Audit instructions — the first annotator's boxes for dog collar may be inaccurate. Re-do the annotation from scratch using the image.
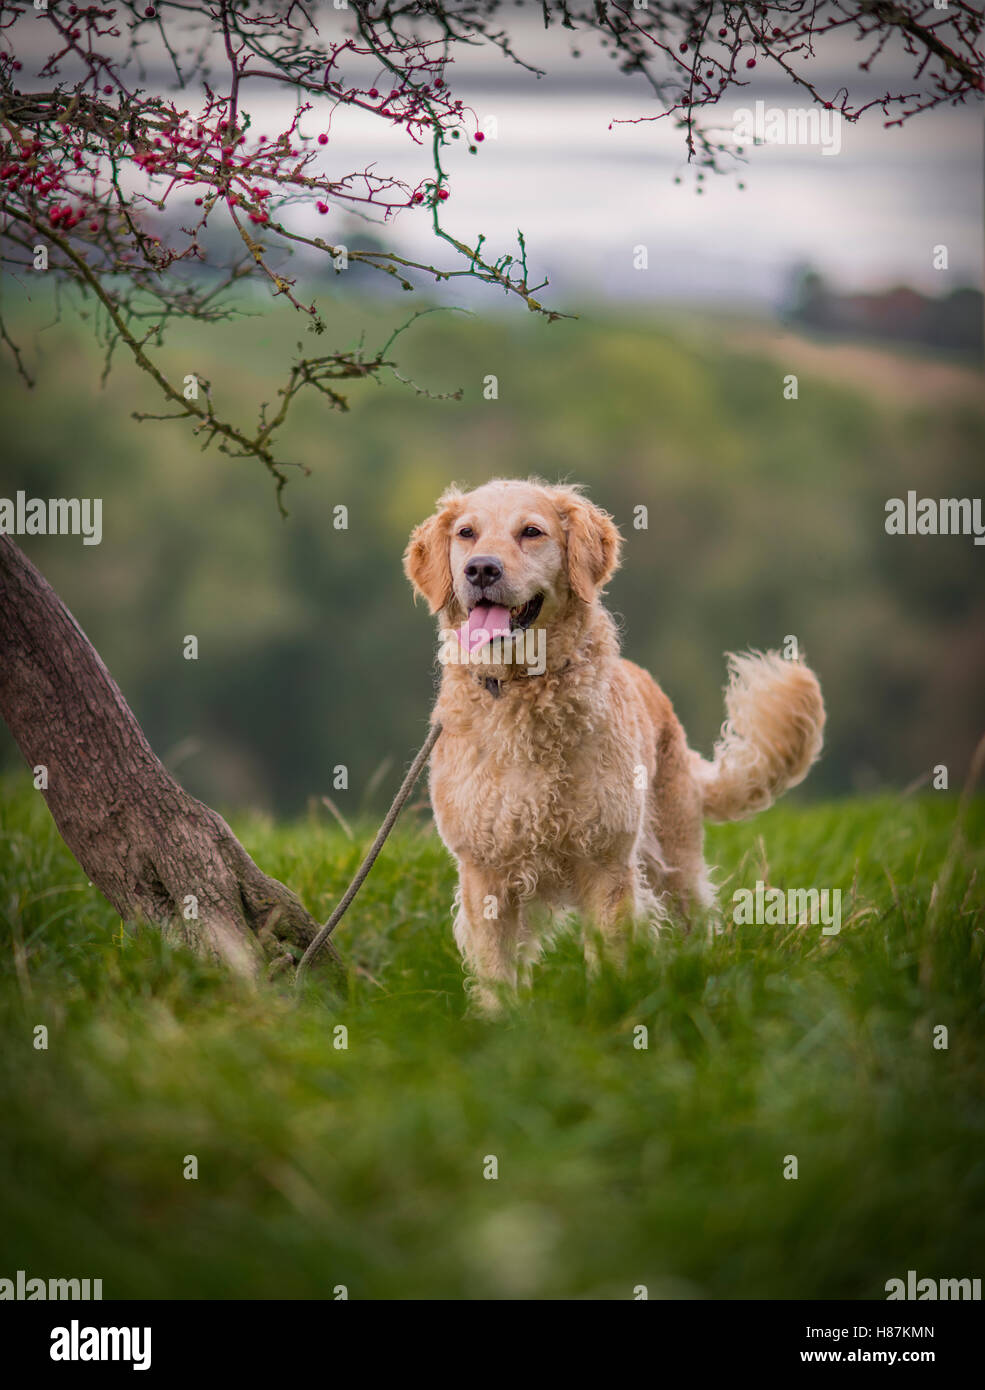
[477,659,575,699]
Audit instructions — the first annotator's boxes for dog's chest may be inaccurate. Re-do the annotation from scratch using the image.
[429,687,644,868]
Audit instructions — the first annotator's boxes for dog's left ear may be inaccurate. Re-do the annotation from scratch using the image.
[403,493,461,613]
[553,488,622,603]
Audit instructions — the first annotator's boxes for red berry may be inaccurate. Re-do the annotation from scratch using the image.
[746,58,757,68]
[12,61,21,71]
[437,188,449,200]
[316,201,328,214]
[412,192,423,203]
[718,28,726,38]
[103,85,113,95]
[368,88,379,98]
[679,43,688,53]
[194,197,203,205]
[88,220,98,231]
[144,6,156,16]
[318,133,328,145]
[474,131,484,142]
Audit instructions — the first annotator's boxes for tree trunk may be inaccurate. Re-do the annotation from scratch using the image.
[0,535,342,985]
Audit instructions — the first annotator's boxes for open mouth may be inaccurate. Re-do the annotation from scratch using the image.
[457,593,544,658]
[510,594,544,630]
[469,593,543,630]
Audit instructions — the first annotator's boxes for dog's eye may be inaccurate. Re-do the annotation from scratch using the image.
[458,526,475,539]
[520,525,543,539]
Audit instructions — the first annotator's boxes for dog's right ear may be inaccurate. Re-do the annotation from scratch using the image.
[403,493,461,613]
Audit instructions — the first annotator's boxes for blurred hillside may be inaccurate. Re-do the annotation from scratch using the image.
[0,285,982,815]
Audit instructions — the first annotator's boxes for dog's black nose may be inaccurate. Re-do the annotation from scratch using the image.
[464,556,503,588]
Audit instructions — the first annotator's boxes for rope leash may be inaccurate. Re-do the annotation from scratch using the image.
[294,721,443,991]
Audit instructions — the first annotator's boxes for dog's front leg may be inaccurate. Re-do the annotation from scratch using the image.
[453,861,524,1016]
[573,852,639,971]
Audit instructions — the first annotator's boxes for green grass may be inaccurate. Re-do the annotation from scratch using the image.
[1,773,983,1300]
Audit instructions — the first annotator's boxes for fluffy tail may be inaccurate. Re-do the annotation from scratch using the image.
[692,651,825,823]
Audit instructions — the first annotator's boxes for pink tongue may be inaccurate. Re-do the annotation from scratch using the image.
[458,604,512,656]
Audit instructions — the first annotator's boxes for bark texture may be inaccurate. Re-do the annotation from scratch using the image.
[0,534,342,983]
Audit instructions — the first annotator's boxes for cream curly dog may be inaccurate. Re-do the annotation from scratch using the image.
[404,478,825,1012]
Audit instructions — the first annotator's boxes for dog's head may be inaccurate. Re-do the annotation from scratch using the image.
[403,479,621,645]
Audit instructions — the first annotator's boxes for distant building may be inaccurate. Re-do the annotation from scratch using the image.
[784,268,983,357]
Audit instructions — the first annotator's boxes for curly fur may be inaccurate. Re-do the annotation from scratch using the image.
[404,478,826,1013]
[691,651,826,822]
